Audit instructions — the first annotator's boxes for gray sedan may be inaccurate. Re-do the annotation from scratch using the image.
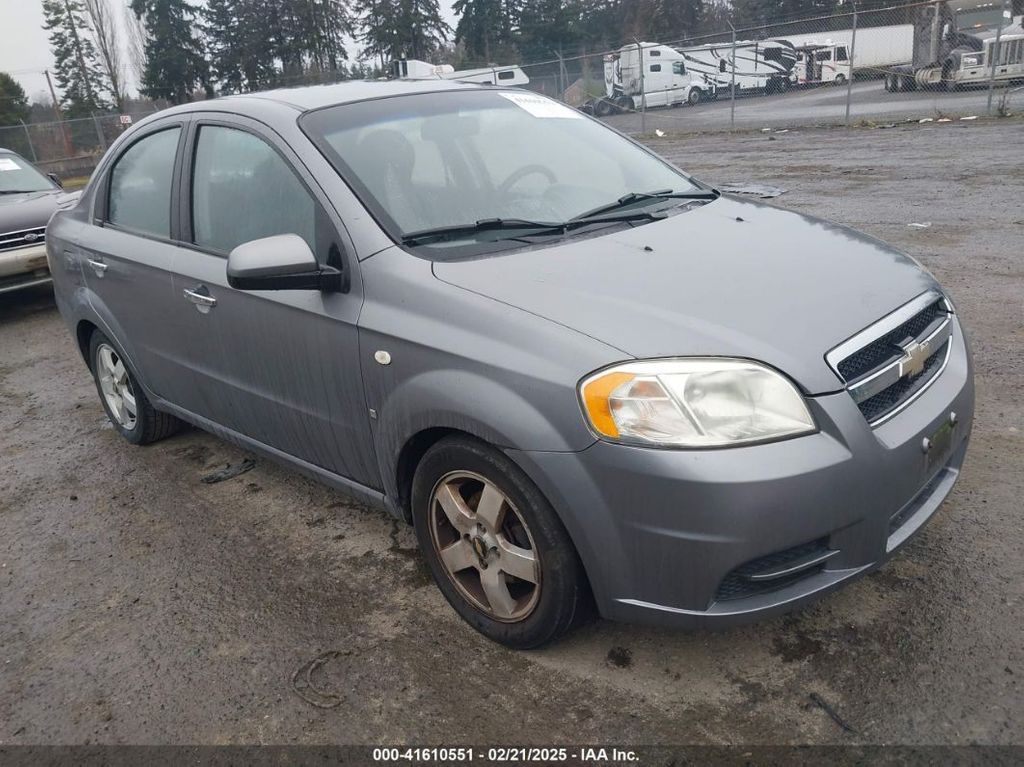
[46,80,973,648]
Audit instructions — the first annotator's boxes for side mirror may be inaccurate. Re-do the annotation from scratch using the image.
[226,234,345,292]
[47,172,64,189]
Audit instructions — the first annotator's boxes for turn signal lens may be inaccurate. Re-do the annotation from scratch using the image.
[580,359,816,448]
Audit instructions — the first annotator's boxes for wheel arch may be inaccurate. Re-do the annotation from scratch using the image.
[76,319,99,368]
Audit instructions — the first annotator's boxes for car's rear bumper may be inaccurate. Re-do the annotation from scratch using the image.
[0,243,51,294]
[509,318,974,629]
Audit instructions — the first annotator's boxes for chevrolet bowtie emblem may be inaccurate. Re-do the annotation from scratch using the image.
[899,339,930,378]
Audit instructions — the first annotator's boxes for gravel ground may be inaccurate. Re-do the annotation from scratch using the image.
[1,120,1022,747]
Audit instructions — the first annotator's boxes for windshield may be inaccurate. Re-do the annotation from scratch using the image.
[0,153,55,194]
[301,89,704,252]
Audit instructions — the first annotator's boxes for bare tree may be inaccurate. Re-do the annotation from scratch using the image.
[83,0,126,109]
[123,1,148,90]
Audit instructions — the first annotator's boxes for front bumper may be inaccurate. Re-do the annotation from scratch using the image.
[509,319,974,629]
[0,243,51,294]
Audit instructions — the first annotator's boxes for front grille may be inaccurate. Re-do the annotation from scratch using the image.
[830,293,953,426]
[715,537,831,602]
[857,339,949,423]
[0,226,46,253]
[837,300,945,381]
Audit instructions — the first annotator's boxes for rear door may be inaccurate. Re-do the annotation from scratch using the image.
[81,120,196,404]
[168,115,379,488]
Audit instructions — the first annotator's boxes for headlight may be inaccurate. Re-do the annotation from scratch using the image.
[579,358,816,448]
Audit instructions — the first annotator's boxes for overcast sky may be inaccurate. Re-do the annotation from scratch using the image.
[0,0,459,105]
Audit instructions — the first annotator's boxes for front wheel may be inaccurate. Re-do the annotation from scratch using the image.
[834,73,847,86]
[687,88,701,106]
[89,330,181,445]
[412,436,591,649]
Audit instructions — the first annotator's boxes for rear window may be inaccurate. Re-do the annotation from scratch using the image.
[107,128,181,238]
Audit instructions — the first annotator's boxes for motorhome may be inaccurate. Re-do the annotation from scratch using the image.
[791,42,853,85]
[390,59,530,86]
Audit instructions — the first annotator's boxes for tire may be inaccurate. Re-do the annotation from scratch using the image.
[411,435,591,649]
[834,73,846,86]
[687,88,701,106]
[89,329,182,445]
[594,98,612,117]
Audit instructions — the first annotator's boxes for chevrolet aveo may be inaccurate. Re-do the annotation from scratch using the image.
[48,81,974,648]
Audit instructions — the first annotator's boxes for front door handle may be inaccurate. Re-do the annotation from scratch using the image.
[87,258,108,277]
[183,286,217,313]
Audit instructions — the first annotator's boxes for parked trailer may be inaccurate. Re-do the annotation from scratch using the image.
[782,24,915,82]
[677,39,798,93]
[390,59,530,86]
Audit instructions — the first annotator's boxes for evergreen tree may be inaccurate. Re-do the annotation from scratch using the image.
[0,72,30,127]
[131,0,211,104]
[356,0,450,65]
[453,0,514,63]
[41,0,112,117]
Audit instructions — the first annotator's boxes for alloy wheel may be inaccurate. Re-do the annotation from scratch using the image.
[96,343,137,430]
[428,471,541,622]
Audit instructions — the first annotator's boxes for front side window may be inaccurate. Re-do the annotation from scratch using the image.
[191,125,316,255]
[836,46,849,62]
[107,127,181,237]
[672,61,686,75]
[302,90,704,256]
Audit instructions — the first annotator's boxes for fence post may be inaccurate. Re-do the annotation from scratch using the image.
[19,120,38,162]
[92,111,108,150]
[845,1,858,128]
[729,22,737,132]
[986,0,1010,115]
[636,39,647,134]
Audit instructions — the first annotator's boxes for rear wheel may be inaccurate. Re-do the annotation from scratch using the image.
[412,436,590,648]
[89,330,181,445]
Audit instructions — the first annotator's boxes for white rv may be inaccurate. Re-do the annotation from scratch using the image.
[391,59,530,86]
[791,42,853,85]
[678,39,797,92]
[600,42,719,113]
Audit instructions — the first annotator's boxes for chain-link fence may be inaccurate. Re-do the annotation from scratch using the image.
[0,105,164,179]
[3,0,1021,167]
[517,0,1023,134]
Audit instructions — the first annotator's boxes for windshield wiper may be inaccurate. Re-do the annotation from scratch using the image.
[401,218,564,245]
[0,189,44,195]
[571,188,719,222]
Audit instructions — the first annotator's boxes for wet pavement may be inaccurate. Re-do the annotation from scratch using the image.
[1,120,1022,745]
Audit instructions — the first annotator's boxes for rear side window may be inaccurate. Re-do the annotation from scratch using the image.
[190,125,316,255]
[650,64,662,72]
[107,127,181,237]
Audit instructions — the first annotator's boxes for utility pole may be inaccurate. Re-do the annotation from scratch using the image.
[636,39,646,134]
[45,69,75,157]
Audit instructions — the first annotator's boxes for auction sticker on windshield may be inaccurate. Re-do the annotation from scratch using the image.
[499,91,582,119]
[0,158,23,171]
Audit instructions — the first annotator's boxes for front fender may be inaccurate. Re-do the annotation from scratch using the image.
[370,368,596,506]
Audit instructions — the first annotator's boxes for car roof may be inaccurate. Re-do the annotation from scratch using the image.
[178,78,484,115]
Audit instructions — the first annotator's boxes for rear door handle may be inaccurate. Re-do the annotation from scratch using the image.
[87,258,108,277]
[183,287,217,311]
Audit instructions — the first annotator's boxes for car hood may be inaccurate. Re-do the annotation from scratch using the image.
[0,189,64,233]
[433,196,939,394]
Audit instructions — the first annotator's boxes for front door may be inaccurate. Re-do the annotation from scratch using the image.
[169,117,379,489]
